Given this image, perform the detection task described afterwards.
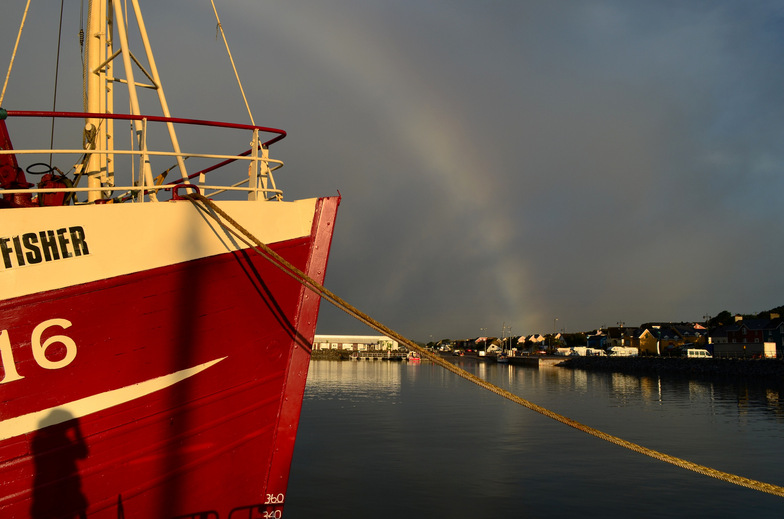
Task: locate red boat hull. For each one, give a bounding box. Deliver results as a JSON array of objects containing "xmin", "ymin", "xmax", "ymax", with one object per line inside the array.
[{"xmin": 0, "ymin": 196, "xmax": 339, "ymax": 518}]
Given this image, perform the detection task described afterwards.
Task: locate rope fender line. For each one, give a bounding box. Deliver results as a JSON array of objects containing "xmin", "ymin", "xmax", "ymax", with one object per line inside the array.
[{"xmin": 185, "ymin": 192, "xmax": 784, "ymax": 498}]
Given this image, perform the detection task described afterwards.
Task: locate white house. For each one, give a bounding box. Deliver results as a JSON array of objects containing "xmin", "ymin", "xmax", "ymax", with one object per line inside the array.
[{"xmin": 313, "ymin": 335, "xmax": 399, "ymax": 352}]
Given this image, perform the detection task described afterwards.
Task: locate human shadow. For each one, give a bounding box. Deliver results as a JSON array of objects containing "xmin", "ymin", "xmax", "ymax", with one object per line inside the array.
[{"xmin": 30, "ymin": 409, "xmax": 89, "ymax": 519}]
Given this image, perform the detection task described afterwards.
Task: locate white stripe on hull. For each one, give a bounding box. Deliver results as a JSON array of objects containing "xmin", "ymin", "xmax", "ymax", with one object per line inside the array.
[{"xmin": 0, "ymin": 357, "xmax": 226, "ymax": 442}]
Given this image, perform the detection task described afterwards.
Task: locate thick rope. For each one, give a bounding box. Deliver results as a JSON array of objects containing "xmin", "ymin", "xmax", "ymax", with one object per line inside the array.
[{"xmin": 185, "ymin": 192, "xmax": 784, "ymax": 498}]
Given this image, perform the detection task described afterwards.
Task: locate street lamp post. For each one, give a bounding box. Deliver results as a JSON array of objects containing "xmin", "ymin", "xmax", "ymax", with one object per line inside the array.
[
  {"xmin": 703, "ymin": 315, "xmax": 711, "ymax": 348},
  {"xmin": 508, "ymin": 325, "xmax": 513, "ymax": 352}
]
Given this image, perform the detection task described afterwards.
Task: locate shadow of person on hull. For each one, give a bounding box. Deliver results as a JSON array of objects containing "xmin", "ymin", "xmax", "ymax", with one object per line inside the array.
[{"xmin": 30, "ymin": 409, "xmax": 89, "ymax": 519}]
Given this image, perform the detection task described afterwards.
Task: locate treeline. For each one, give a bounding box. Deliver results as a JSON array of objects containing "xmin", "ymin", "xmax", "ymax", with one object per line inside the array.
[{"xmin": 707, "ymin": 305, "xmax": 784, "ymax": 327}]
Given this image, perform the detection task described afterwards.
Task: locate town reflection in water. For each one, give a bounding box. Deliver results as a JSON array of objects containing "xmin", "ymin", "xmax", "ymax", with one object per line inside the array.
[
  {"xmin": 292, "ymin": 357, "xmax": 784, "ymax": 518},
  {"xmin": 306, "ymin": 359, "xmax": 404, "ymax": 400},
  {"xmin": 308, "ymin": 356, "xmax": 784, "ymax": 422}
]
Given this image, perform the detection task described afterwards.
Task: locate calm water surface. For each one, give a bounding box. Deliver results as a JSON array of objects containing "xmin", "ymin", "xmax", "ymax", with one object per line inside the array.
[{"xmin": 286, "ymin": 358, "xmax": 784, "ymax": 518}]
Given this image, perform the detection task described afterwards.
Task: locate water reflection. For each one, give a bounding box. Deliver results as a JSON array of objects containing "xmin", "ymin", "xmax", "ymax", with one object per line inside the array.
[
  {"xmin": 306, "ymin": 360, "xmax": 403, "ymax": 401},
  {"xmin": 434, "ymin": 357, "xmax": 784, "ymax": 438},
  {"xmin": 30, "ymin": 409, "xmax": 88, "ymax": 519},
  {"xmin": 291, "ymin": 359, "xmax": 784, "ymax": 518}
]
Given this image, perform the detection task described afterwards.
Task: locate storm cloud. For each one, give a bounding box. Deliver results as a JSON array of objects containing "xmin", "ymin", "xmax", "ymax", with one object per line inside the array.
[{"xmin": 2, "ymin": 1, "xmax": 782, "ymax": 340}]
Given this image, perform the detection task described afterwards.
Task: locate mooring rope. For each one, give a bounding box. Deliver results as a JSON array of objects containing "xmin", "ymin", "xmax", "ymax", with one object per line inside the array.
[{"xmin": 185, "ymin": 192, "xmax": 784, "ymax": 498}]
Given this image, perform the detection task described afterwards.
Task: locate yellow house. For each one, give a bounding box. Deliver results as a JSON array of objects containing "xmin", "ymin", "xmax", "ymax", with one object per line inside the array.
[{"xmin": 632, "ymin": 329, "xmax": 659, "ymax": 355}]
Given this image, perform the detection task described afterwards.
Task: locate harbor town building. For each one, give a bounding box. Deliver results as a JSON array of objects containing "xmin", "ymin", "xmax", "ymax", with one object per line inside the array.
[{"xmin": 313, "ymin": 335, "xmax": 399, "ymax": 352}]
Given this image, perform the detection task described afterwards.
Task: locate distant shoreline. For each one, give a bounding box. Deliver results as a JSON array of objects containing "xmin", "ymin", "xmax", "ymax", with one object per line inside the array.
[{"xmin": 558, "ymin": 355, "xmax": 784, "ymax": 381}]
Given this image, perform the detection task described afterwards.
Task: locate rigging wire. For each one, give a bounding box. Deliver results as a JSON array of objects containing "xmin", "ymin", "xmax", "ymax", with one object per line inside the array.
[
  {"xmin": 210, "ymin": 0, "xmax": 255, "ymax": 126},
  {"xmin": 80, "ymin": 0, "xmax": 85, "ymax": 77},
  {"xmin": 0, "ymin": 0, "xmax": 33, "ymax": 107},
  {"xmin": 82, "ymin": 0, "xmax": 90, "ymax": 111},
  {"xmin": 49, "ymin": 0, "xmax": 67, "ymax": 166}
]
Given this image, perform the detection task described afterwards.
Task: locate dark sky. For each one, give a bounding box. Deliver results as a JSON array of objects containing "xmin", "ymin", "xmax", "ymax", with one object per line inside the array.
[{"xmin": 3, "ymin": 1, "xmax": 783, "ymax": 341}]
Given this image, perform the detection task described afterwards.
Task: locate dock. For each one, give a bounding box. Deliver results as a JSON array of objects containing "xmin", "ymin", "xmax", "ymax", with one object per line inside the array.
[
  {"xmin": 446, "ymin": 353, "xmax": 565, "ymax": 368},
  {"xmin": 507, "ymin": 356, "xmax": 564, "ymax": 367},
  {"xmin": 350, "ymin": 351, "xmax": 408, "ymax": 361}
]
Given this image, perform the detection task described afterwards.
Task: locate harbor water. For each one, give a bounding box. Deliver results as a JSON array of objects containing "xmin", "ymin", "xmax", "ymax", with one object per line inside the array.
[{"xmin": 285, "ymin": 358, "xmax": 784, "ymax": 518}]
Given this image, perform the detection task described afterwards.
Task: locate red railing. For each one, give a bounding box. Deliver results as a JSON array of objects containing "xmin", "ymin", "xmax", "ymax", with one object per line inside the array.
[
  {"xmin": 3, "ymin": 110, "xmax": 287, "ymax": 147},
  {"xmin": 1, "ymin": 110, "xmax": 287, "ymax": 202}
]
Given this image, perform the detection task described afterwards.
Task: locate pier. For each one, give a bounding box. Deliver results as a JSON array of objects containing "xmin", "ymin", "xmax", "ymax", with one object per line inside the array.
[
  {"xmin": 506, "ymin": 355, "xmax": 563, "ymax": 367},
  {"xmin": 350, "ymin": 351, "xmax": 408, "ymax": 361},
  {"xmin": 449, "ymin": 353, "xmax": 564, "ymax": 368}
]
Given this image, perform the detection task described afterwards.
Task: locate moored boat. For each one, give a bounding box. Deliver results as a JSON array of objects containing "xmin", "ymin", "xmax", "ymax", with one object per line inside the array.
[{"xmin": 1, "ymin": 2, "xmax": 338, "ymax": 518}]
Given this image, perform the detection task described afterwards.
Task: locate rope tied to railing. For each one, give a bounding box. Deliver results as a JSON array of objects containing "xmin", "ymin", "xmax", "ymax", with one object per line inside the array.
[{"xmin": 185, "ymin": 192, "xmax": 784, "ymax": 498}]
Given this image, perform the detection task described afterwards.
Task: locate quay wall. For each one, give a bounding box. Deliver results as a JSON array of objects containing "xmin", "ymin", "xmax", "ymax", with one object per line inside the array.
[
  {"xmin": 311, "ymin": 349, "xmax": 353, "ymax": 360},
  {"xmin": 310, "ymin": 349, "xmax": 407, "ymax": 360},
  {"xmin": 558, "ymin": 356, "xmax": 784, "ymax": 380},
  {"xmin": 507, "ymin": 356, "xmax": 562, "ymax": 367}
]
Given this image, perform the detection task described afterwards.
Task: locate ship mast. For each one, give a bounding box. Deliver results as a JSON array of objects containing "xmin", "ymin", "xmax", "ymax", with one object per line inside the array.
[
  {"xmin": 84, "ymin": 0, "xmax": 105, "ymax": 203},
  {"xmin": 84, "ymin": 0, "xmax": 189, "ymax": 202}
]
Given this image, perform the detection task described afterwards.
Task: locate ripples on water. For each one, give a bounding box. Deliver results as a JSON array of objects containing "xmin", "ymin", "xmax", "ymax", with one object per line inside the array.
[{"xmin": 285, "ymin": 359, "xmax": 784, "ymax": 518}]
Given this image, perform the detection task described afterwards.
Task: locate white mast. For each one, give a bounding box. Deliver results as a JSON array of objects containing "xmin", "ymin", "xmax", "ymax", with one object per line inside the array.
[
  {"xmin": 110, "ymin": 0, "xmax": 156, "ymax": 200},
  {"xmin": 126, "ymin": 0, "xmax": 189, "ymax": 183},
  {"xmin": 85, "ymin": 0, "xmax": 189, "ymax": 202},
  {"xmin": 84, "ymin": 0, "xmax": 104, "ymax": 202}
]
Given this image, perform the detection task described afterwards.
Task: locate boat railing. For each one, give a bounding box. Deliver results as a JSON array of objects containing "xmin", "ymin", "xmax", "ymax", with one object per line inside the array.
[{"xmin": 0, "ymin": 110, "xmax": 288, "ymax": 204}]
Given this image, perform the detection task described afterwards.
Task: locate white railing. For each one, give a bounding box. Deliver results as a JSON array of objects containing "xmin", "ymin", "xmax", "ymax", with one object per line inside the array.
[{"xmin": 0, "ymin": 110, "xmax": 288, "ymax": 204}]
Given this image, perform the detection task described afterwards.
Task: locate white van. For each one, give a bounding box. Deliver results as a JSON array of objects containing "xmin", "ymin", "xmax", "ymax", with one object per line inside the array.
[
  {"xmin": 685, "ymin": 348, "xmax": 712, "ymax": 359},
  {"xmin": 607, "ymin": 347, "xmax": 638, "ymax": 357}
]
